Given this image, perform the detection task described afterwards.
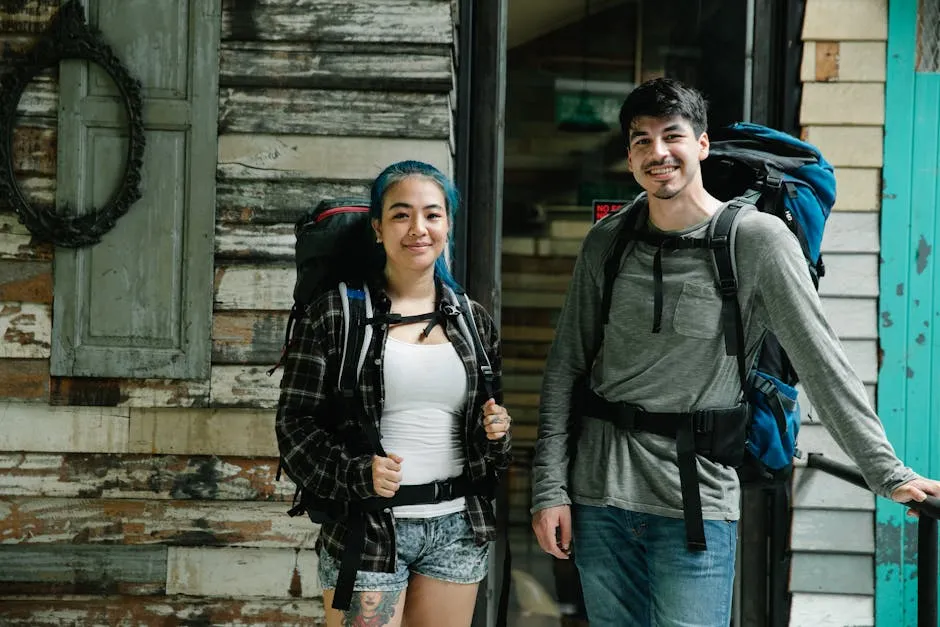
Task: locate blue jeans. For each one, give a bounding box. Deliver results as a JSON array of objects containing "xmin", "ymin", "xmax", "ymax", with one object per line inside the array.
[{"xmin": 572, "ymin": 504, "xmax": 737, "ymax": 627}]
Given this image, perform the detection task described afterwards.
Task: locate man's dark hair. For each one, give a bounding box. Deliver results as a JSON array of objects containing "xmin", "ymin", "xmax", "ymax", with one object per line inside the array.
[{"xmin": 618, "ymin": 78, "xmax": 709, "ymax": 146}]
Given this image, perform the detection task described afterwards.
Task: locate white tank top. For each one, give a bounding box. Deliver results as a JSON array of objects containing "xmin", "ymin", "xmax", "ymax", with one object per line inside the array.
[{"xmin": 381, "ymin": 336, "xmax": 468, "ymax": 518}]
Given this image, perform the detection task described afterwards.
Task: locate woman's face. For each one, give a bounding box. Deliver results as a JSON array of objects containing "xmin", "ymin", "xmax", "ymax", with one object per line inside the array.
[{"xmin": 372, "ymin": 176, "xmax": 449, "ymax": 276}]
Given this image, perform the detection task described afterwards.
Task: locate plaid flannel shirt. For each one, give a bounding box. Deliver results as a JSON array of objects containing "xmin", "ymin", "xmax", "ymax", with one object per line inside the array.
[{"xmin": 275, "ymin": 279, "xmax": 512, "ymax": 573}]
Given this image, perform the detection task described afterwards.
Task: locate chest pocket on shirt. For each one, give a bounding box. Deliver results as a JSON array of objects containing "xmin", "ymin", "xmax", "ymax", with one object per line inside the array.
[{"xmin": 673, "ymin": 281, "xmax": 723, "ymax": 339}]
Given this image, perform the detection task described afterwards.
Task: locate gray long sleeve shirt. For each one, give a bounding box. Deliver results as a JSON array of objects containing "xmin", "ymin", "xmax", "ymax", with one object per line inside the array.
[{"xmin": 531, "ymin": 196, "xmax": 917, "ymax": 520}]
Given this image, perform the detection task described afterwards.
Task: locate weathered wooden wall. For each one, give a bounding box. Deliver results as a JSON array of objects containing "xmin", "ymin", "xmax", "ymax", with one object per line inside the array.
[
  {"xmin": 0, "ymin": 0, "xmax": 457, "ymax": 623},
  {"xmin": 789, "ymin": 1, "xmax": 888, "ymax": 625}
]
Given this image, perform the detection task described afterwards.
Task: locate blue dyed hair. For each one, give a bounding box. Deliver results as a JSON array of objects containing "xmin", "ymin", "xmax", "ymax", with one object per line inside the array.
[{"xmin": 369, "ymin": 160, "xmax": 463, "ymax": 292}]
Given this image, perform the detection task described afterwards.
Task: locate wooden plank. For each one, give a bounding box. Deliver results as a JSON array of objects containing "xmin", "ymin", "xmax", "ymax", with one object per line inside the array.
[
  {"xmin": 0, "ymin": 402, "xmax": 129, "ymax": 453},
  {"xmin": 789, "ymin": 592, "xmax": 873, "ymax": 627},
  {"xmin": 0, "ymin": 210, "xmax": 54, "ymax": 261},
  {"xmin": 0, "ymin": 2, "xmax": 58, "ymax": 34},
  {"xmin": 502, "ymin": 254, "xmax": 576, "ymax": 275},
  {"xmin": 220, "ymin": 0, "xmax": 453, "ymax": 45},
  {"xmin": 800, "ymin": 83, "xmax": 885, "ymax": 126},
  {"xmin": 500, "ymin": 307, "xmax": 559, "ymax": 328},
  {"xmin": 0, "ymin": 596, "xmax": 327, "ymax": 626},
  {"xmin": 792, "ymin": 467, "xmax": 875, "ymax": 510},
  {"xmin": 0, "ymin": 545, "xmax": 167, "ymax": 590},
  {"xmin": 791, "ymin": 509, "xmax": 874, "ymax": 553},
  {"xmin": 834, "ymin": 167, "xmax": 882, "ymax": 212},
  {"xmin": 790, "ymin": 553, "xmax": 873, "ymax": 595},
  {"xmin": 214, "ymin": 264, "xmax": 294, "ymax": 311},
  {"xmin": 821, "ymin": 296, "xmax": 877, "ymax": 340},
  {"xmin": 167, "ymin": 546, "xmax": 321, "ymax": 598},
  {"xmin": 0, "ymin": 453, "xmax": 294, "ymax": 501},
  {"xmin": 0, "ymin": 360, "xmax": 48, "ymax": 400},
  {"xmin": 817, "ymin": 254, "xmax": 879, "ymax": 297},
  {"xmin": 216, "ymin": 223, "xmax": 294, "ymax": 260},
  {"xmin": 10, "ymin": 77, "xmax": 57, "ymax": 120},
  {"xmin": 213, "ymin": 311, "xmax": 286, "ymax": 364},
  {"xmin": 501, "ymin": 326, "xmax": 555, "ymax": 342},
  {"xmin": 0, "ymin": 497, "xmax": 317, "ymax": 548},
  {"xmin": 128, "ymin": 408, "xmax": 279, "ymax": 457},
  {"xmin": 0, "ymin": 302, "xmax": 50, "ymax": 358},
  {"xmin": 802, "ymin": 0, "xmax": 887, "ymax": 41},
  {"xmin": 501, "ymin": 290, "xmax": 566, "ymax": 310},
  {"xmin": 803, "ymin": 126, "xmax": 884, "ymax": 168},
  {"xmin": 218, "ymin": 134, "xmax": 452, "ymax": 180},
  {"xmin": 49, "ymin": 377, "xmax": 211, "ymax": 408},
  {"xmin": 0, "ymin": 261, "xmax": 52, "ymax": 303},
  {"xmin": 220, "ymin": 41, "xmax": 452, "ymax": 92},
  {"xmin": 11, "ymin": 125, "xmax": 56, "ymax": 176},
  {"xmin": 821, "ymin": 212, "xmax": 880, "ymax": 253},
  {"xmin": 219, "ymin": 88, "xmax": 450, "ymax": 139},
  {"xmin": 210, "ymin": 366, "xmax": 283, "ymax": 408},
  {"xmin": 216, "ymin": 179, "xmax": 369, "ymax": 224},
  {"xmin": 502, "ymin": 272, "xmax": 570, "ymax": 293},
  {"xmin": 814, "ymin": 41, "xmax": 840, "ymax": 81}
]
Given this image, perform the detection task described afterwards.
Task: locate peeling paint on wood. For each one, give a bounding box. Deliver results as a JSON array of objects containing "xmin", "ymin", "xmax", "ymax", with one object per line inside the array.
[
  {"xmin": 219, "ymin": 88, "xmax": 450, "ymax": 138},
  {"xmin": 127, "ymin": 408, "xmax": 279, "ymax": 457},
  {"xmin": 0, "ymin": 261, "xmax": 52, "ymax": 303},
  {"xmin": 217, "ymin": 134, "xmax": 452, "ymax": 180},
  {"xmin": 0, "ymin": 497, "xmax": 317, "ymax": 548},
  {"xmin": 0, "ymin": 302, "xmax": 50, "ymax": 358},
  {"xmin": 0, "ymin": 595, "xmax": 326, "ymax": 626},
  {"xmin": 11, "ymin": 76, "xmax": 58, "ymax": 120},
  {"xmin": 0, "ymin": 210, "xmax": 54, "ymax": 261},
  {"xmin": 167, "ymin": 546, "xmax": 321, "ymax": 598},
  {"xmin": 815, "ymin": 41, "xmax": 840, "ymax": 81},
  {"xmin": 0, "ymin": 359, "xmax": 47, "ymax": 400},
  {"xmin": 212, "ymin": 311, "xmax": 286, "ymax": 364},
  {"xmin": 0, "ymin": 545, "xmax": 167, "ymax": 587},
  {"xmin": 210, "ymin": 366, "xmax": 282, "ymax": 408},
  {"xmin": 0, "ymin": 453, "xmax": 294, "ymax": 501},
  {"xmin": 915, "ymin": 235, "xmax": 931, "ymax": 273},
  {"xmin": 220, "ymin": 41, "xmax": 452, "ymax": 92},
  {"xmin": 216, "ymin": 223, "xmax": 294, "ymax": 260},
  {"xmin": 216, "ymin": 179, "xmax": 369, "ymax": 224},
  {"xmin": 214, "ymin": 264, "xmax": 294, "ymax": 311},
  {"xmin": 0, "ymin": 1, "xmax": 58, "ymax": 34},
  {"xmin": 49, "ymin": 377, "xmax": 211, "ymax": 408},
  {"xmin": 220, "ymin": 0, "xmax": 453, "ymax": 45},
  {"xmin": 0, "ymin": 401, "xmax": 129, "ymax": 453},
  {"xmin": 12, "ymin": 125, "xmax": 56, "ymax": 176}
]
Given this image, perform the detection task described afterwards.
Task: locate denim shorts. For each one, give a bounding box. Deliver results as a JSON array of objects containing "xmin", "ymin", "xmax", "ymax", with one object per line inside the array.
[{"xmin": 318, "ymin": 511, "xmax": 489, "ymax": 592}]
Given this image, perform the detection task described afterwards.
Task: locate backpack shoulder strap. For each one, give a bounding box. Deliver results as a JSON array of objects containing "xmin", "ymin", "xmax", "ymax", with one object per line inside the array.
[
  {"xmin": 600, "ymin": 203, "xmax": 645, "ymax": 326},
  {"xmin": 708, "ymin": 200, "xmax": 750, "ymax": 390},
  {"xmin": 338, "ymin": 281, "xmax": 384, "ymax": 453},
  {"xmin": 447, "ymin": 287, "xmax": 497, "ymax": 401}
]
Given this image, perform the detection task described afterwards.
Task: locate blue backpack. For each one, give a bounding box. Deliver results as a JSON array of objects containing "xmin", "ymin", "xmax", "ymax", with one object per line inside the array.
[{"xmin": 599, "ymin": 122, "xmax": 836, "ymax": 485}]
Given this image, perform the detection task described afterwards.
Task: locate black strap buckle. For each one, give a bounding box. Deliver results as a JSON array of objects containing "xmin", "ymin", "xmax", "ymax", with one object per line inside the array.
[
  {"xmin": 442, "ymin": 303, "xmax": 461, "ymax": 318},
  {"xmin": 692, "ymin": 410, "xmax": 715, "ymax": 434},
  {"xmin": 433, "ymin": 479, "xmax": 457, "ymax": 503}
]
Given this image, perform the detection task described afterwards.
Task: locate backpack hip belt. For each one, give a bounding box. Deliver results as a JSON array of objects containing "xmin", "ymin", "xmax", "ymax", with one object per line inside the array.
[
  {"xmin": 580, "ymin": 389, "xmax": 748, "ymax": 551},
  {"xmin": 332, "ymin": 473, "xmax": 495, "ymax": 611}
]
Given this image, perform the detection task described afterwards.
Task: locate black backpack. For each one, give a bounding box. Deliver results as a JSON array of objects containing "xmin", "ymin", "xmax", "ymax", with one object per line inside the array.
[{"xmin": 271, "ymin": 198, "xmax": 499, "ymax": 611}]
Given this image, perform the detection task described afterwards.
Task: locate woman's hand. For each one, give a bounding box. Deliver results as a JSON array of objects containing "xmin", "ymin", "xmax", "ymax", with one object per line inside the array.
[
  {"xmin": 372, "ymin": 453, "xmax": 403, "ymax": 498},
  {"xmin": 482, "ymin": 399, "xmax": 511, "ymax": 440}
]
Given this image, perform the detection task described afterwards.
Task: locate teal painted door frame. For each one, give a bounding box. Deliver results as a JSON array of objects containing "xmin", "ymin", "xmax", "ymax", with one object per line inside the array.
[{"xmin": 878, "ymin": 0, "xmax": 940, "ymax": 623}]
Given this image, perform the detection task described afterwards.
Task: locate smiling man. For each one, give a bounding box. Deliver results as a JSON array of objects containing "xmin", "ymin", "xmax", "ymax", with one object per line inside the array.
[{"xmin": 529, "ymin": 77, "xmax": 940, "ymax": 626}]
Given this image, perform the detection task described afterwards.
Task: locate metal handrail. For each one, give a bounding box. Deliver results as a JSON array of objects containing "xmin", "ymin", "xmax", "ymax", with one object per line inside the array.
[{"xmin": 806, "ymin": 453, "xmax": 939, "ymax": 627}]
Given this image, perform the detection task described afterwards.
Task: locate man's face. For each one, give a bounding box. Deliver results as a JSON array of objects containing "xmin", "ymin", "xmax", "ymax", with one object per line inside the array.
[{"xmin": 626, "ymin": 115, "xmax": 709, "ymax": 200}]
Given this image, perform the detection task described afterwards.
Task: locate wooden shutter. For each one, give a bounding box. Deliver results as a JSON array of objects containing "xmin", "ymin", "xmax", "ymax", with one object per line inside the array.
[{"xmin": 51, "ymin": 0, "xmax": 221, "ymax": 379}]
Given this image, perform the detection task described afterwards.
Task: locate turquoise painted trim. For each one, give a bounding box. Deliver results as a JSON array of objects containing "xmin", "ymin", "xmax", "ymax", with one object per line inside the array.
[{"xmin": 879, "ymin": 0, "xmax": 940, "ymax": 624}]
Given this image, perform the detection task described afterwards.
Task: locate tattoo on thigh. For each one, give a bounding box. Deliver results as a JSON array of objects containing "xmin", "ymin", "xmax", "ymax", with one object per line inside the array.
[{"xmin": 342, "ymin": 590, "xmax": 401, "ymax": 626}]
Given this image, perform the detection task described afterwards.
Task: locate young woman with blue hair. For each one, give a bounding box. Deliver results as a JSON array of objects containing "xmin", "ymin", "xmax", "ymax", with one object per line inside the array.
[{"xmin": 276, "ymin": 160, "xmax": 512, "ymax": 627}]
